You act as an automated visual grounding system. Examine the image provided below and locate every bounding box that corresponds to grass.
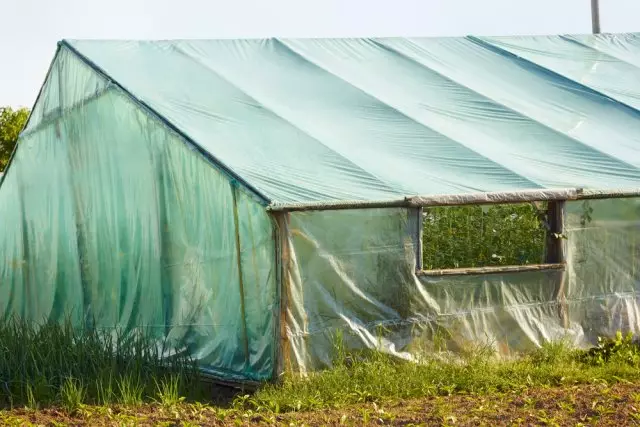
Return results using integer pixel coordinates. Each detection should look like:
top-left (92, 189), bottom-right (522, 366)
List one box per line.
top-left (0, 316), bottom-right (203, 409)
top-left (242, 331), bottom-right (640, 413)
top-left (2, 317), bottom-right (640, 425)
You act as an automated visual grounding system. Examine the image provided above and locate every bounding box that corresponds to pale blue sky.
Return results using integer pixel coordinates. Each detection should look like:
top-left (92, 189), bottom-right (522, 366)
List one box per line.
top-left (2, 0), bottom-right (639, 108)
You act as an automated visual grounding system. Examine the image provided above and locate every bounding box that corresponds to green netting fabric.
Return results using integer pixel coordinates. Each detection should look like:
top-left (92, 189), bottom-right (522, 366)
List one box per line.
top-left (24, 46), bottom-right (109, 134)
top-left (0, 53), bottom-right (276, 380)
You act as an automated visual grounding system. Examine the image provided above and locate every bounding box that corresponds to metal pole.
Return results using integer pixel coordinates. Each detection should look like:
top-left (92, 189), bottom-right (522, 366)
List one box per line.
top-left (591, 0), bottom-right (601, 34)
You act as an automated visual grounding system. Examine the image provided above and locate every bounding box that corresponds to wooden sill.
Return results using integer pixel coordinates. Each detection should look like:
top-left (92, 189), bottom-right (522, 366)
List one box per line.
top-left (417, 263), bottom-right (566, 277)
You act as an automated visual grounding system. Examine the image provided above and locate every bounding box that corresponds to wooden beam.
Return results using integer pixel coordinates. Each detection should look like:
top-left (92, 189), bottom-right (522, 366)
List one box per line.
top-left (418, 263), bottom-right (565, 277)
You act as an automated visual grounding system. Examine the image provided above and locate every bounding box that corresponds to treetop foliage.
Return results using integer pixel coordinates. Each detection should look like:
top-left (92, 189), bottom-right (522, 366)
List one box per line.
top-left (0, 107), bottom-right (30, 172)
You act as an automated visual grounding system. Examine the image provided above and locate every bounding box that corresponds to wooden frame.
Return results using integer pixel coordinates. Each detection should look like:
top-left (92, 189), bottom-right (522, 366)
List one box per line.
top-left (417, 200), bottom-right (567, 277)
top-left (418, 263), bottom-right (565, 277)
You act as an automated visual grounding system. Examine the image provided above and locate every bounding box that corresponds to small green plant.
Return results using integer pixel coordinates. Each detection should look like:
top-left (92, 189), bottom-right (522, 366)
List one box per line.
top-left (117, 374), bottom-right (144, 406)
top-left (530, 338), bottom-right (577, 365)
top-left (155, 375), bottom-right (185, 407)
top-left (580, 331), bottom-right (640, 366)
top-left (580, 201), bottom-right (594, 227)
top-left (60, 377), bottom-right (85, 414)
top-left (96, 375), bottom-right (114, 406)
top-left (25, 384), bottom-right (37, 411)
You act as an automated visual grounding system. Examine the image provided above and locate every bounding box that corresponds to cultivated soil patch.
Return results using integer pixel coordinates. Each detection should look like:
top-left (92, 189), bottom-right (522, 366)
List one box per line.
top-left (2, 381), bottom-right (640, 426)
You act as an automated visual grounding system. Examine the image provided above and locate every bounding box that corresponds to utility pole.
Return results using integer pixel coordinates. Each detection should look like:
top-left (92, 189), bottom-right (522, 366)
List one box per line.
top-left (591, 0), bottom-right (601, 34)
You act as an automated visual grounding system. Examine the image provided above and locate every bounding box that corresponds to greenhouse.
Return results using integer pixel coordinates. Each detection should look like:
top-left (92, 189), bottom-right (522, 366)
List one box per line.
top-left (1, 34), bottom-right (640, 383)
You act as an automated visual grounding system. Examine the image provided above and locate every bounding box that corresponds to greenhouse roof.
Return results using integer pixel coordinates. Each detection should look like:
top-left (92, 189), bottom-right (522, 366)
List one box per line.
top-left (62, 34), bottom-right (640, 206)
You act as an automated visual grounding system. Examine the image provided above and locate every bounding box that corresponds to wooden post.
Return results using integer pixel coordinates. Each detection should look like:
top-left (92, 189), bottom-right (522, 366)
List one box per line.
top-left (409, 207), bottom-right (423, 271)
top-left (545, 201), bottom-right (566, 264)
top-left (546, 201), bottom-right (569, 329)
top-left (272, 211), bottom-right (291, 380)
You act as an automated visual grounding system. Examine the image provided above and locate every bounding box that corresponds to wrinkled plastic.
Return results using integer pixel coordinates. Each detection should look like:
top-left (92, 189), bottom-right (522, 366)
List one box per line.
top-left (565, 198), bottom-right (640, 343)
top-left (65, 36), bottom-right (640, 204)
top-left (280, 200), bottom-right (640, 372)
top-left (0, 47), bottom-right (277, 381)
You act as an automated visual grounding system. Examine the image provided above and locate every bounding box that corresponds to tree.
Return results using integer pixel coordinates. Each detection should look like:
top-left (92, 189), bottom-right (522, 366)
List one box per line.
top-left (0, 107), bottom-right (30, 172)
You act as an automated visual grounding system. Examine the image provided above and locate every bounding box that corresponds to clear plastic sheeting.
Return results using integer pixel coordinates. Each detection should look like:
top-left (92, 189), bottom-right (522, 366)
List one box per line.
top-left (280, 201), bottom-right (640, 373)
top-left (279, 208), bottom-right (433, 372)
top-left (565, 198), bottom-right (640, 343)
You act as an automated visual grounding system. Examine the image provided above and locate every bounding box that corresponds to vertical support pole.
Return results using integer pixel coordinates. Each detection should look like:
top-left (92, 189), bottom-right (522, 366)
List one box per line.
top-left (546, 201), bottom-right (566, 264)
top-left (546, 201), bottom-right (569, 328)
top-left (591, 0), bottom-right (601, 34)
top-left (231, 183), bottom-right (250, 367)
top-left (414, 207), bottom-right (424, 271)
top-left (409, 207), bottom-right (424, 271)
top-left (272, 211), bottom-right (291, 381)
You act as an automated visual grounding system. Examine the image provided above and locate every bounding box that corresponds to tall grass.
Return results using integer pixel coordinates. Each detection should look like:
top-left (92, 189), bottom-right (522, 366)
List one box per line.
top-left (0, 316), bottom-right (202, 409)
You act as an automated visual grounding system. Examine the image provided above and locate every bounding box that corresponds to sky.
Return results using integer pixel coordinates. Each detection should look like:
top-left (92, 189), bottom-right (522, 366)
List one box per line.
top-left (1, 0), bottom-right (639, 108)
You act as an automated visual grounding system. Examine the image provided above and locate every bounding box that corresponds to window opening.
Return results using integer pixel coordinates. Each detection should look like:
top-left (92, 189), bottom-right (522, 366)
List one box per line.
top-left (420, 201), bottom-right (564, 273)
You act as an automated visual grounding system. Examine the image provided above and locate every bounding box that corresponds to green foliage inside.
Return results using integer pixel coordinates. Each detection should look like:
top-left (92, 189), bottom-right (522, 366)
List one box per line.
top-left (422, 203), bottom-right (547, 270)
top-left (0, 107), bottom-right (29, 171)
top-left (0, 317), bottom-right (203, 409)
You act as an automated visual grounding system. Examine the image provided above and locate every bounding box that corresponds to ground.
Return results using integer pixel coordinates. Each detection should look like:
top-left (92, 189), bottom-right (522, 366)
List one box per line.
top-left (2, 381), bottom-right (640, 426)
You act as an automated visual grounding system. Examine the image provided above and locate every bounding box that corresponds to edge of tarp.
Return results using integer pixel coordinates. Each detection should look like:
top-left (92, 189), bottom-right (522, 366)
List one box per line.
top-left (267, 187), bottom-right (640, 212)
top-left (58, 40), bottom-right (272, 207)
